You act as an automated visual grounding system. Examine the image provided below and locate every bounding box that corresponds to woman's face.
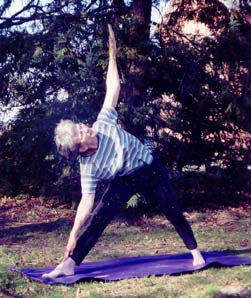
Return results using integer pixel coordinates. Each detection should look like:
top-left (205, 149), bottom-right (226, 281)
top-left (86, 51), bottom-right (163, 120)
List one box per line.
top-left (74, 123), bottom-right (95, 152)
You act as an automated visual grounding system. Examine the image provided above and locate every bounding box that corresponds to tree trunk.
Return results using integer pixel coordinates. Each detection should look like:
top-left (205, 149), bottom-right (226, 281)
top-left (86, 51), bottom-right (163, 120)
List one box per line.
top-left (130, 0), bottom-right (152, 45)
top-left (127, 0), bottom-right (152, 100)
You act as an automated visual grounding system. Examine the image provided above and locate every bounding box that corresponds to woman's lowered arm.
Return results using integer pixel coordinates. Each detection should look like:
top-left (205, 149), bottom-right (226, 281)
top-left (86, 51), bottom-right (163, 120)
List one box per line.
top-left (62, 193), bottom-right (95, 261)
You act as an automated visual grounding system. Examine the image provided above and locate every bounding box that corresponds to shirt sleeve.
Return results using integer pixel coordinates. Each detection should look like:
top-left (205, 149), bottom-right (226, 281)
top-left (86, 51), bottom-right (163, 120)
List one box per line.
top-left (80, 162), bottom-right (99, 194)
top-left (96, 106), bottom-right (118, 125)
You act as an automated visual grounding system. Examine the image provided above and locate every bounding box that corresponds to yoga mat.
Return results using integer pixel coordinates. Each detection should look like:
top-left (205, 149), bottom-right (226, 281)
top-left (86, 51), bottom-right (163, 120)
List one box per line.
top-left (12, 251), bottom-right (251, 285)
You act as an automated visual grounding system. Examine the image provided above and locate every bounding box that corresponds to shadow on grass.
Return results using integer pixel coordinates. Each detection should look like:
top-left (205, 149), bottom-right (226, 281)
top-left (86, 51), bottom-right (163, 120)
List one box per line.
top-left (213, 289), bottom-right (251, 298)
top-left (121, 190), bottom-right (251, 222)
top-left (0, 217), bottom-right (170, 248)
top-left (0, 286), bottom-right (23, 298)
top-left (222, 248), bottom-right (251, 256)
top-left (0, 218), bottom-right (71, 245)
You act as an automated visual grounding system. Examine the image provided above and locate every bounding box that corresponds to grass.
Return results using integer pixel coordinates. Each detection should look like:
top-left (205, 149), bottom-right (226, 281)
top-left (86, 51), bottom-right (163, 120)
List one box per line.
top-left (0, 196), bottom-right (251, 298)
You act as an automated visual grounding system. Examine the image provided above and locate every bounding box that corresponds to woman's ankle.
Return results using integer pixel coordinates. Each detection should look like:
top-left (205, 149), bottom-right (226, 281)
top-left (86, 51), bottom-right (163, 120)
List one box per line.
top-left (190, 248), bottom-right (206, 266)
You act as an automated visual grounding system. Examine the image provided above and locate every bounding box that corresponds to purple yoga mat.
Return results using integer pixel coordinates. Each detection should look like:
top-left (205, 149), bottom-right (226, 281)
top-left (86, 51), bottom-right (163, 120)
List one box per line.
top-left (12, 251), bottom-right (251, 285)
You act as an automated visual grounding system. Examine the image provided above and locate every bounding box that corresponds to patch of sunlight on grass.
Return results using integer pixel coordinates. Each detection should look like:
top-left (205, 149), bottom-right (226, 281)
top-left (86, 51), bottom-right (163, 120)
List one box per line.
top-left (0, 246), bottom-right (16, 267)
top-left (186, 286), bottom-right (220, 298)
top-left (188, 211), bottom-right (208, 223)
top-left (35, 286), bottom-right (76, 298)
top-left (74, 277), bottom-right (182, 298)
top-left (1, 208), bottom-right (250, 298)
top-left (0, 248), bottom-right (33, 298)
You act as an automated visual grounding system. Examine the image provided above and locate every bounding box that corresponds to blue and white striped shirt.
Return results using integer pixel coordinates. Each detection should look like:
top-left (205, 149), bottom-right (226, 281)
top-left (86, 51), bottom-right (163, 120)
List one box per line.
top-left (80, 106), bottom-right (153, 194)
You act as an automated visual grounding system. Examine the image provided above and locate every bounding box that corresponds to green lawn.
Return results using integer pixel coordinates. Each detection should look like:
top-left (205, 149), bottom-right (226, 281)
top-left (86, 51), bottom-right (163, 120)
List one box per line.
top-left (0, 196), bottom-right (251, 298)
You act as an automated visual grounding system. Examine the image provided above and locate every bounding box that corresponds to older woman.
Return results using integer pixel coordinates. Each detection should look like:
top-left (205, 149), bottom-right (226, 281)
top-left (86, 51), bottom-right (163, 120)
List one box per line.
top-left (42, 25), bottom-right (205, 279)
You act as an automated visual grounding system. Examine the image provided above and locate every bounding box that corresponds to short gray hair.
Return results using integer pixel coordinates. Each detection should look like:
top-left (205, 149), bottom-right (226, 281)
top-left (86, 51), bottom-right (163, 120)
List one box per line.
top-left (54, 119), bottom-right (79, 158)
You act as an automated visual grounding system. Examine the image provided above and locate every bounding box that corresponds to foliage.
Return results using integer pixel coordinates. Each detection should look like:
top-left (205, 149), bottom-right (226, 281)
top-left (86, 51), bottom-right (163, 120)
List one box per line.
top-left (0, 0), bottom-right (251, 199)
top-left (145, 0), bottom-right (251, 180)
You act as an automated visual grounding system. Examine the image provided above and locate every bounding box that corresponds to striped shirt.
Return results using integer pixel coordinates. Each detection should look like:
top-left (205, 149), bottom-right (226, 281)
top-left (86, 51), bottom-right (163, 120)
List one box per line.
top-left (80, 106), bottom-right (153, 194)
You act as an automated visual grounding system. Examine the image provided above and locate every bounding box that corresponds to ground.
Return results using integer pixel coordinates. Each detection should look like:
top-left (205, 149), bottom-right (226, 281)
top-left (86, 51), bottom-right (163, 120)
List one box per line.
top-left (0, 195), bottom-right (251, 298)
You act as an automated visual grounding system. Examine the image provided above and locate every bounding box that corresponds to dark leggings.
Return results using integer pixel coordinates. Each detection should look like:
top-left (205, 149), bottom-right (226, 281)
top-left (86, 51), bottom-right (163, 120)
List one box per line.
top-left (71, 158), bottom-right (197, 265)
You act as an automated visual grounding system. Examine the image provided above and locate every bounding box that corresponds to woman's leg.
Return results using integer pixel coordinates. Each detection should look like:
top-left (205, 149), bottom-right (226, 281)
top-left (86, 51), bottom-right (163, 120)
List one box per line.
top-left (42, 178), bottom-right (136, 278)
top-left (146, 159), bottom-right (205, 265)
top-left (154, 176), bottom-right (197, 250)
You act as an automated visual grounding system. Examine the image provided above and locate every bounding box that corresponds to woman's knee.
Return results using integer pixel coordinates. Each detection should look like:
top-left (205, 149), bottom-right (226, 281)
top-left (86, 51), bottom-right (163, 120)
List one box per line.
top-left (164, 210), bottom-right (186, 225)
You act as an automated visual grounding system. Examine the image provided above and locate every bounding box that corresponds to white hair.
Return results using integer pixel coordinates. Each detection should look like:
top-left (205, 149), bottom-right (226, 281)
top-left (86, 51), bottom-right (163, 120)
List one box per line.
top-left (54, 119), bottom-right (78, 158)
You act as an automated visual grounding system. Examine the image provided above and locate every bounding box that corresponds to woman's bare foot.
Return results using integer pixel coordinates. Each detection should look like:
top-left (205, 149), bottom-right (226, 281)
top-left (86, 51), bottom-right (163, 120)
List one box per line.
top-left (190, 248), bottom-right (206, 266)
top-left (42, 257), bottom-right (75, 279)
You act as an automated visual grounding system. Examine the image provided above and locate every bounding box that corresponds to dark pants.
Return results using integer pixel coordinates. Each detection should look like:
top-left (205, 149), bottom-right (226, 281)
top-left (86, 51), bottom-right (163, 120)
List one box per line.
top-left (70, 158), bottom-right (197, 265)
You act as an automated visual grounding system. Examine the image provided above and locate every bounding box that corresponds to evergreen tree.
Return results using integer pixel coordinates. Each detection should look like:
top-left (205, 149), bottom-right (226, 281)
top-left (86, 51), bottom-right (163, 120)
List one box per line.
top-left (0, 0), bottom-right (250, 201)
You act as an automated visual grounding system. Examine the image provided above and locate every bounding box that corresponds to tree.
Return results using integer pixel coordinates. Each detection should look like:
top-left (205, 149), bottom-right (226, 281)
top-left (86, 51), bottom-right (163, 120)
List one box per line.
top-left (153, 0), bottom-right (251, 172)
top-left (0, 0), bottom-right (250, 199)
top-left (0, 0), bottom-right (157, 196)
